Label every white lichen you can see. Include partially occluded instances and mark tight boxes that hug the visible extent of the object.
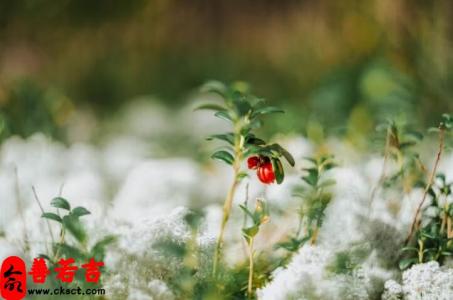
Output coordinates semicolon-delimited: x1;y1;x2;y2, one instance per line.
104;206;214;299
382;262;453;300
257;245;370;300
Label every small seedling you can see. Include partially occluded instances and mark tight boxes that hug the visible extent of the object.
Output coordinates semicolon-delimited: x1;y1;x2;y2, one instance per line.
278;155;336;253
240;199;269;298
40;196;115;287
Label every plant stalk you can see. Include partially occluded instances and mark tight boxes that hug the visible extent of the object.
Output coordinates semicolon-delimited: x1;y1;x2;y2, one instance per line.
53;227;66;262
212;132;244;276
406;128;445;244
418;240;424;263
448;218;453;239
310;227;319;245
247;238;254;298
32;186;55;255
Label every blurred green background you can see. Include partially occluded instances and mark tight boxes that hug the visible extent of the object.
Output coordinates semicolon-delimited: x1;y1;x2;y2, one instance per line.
0;0;452;143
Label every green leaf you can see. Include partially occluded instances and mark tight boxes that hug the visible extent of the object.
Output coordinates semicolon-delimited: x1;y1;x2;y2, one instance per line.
71;207;91;218
51;197;71;210
304;157;318;164
62;215;86;243
399;258;417;270
41;212;62;223
247;118;263;130
280;147;295;167
91;235;116;261
249;96;265;107
200;80;227;96
214;111;233;122
245;134;266;146
211;150;234;165
269;144;295;166
302;168;319;187
38;254;52;261
239;204;255;221
237;172;249;180
207;133;235;145
233;99;252;117
252;106;284;116
421;232;436;239
272;158;285;184
92;235;116;252
319;179;336;188
243;145;273;158
242;225;259;238
55;243;85;260
401;247;419;253
194;103;226;111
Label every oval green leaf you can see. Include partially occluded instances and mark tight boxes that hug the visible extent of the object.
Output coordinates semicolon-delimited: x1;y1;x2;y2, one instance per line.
206;133;235;145
194;103;227;111
71;207;91;218
51;197;71;210
41;212;62;223
253;106;284;117
214;111;233;122
272;158;285;184
211;150;234;165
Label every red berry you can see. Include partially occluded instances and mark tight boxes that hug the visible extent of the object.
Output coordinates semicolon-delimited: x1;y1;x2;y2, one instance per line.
257;162;275;184
247;156;260;170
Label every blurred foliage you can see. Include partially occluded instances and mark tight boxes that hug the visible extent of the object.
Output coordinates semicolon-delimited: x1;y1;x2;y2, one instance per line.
0;0;453;143
0;80;70;141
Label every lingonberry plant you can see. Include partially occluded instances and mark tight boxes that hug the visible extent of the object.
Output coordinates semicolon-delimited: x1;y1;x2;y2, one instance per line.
196;81;294;275
239;199;269;298
400;174;453;270
278;155;336;253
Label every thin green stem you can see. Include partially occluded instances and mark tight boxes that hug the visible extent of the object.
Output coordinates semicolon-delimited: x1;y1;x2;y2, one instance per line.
53;227;65;262
418;240;424;263
295;216;303;238
212;126;244;276
242;183;250;258
247;238;254;299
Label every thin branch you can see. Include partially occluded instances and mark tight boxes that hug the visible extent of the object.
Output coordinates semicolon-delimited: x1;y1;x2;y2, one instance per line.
212;124;244;276
241;183;250;257
405;128;445;244
247;238;255;299
32;186;55;245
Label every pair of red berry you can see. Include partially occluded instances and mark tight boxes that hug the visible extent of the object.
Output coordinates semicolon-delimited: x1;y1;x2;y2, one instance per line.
247;156;275;184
